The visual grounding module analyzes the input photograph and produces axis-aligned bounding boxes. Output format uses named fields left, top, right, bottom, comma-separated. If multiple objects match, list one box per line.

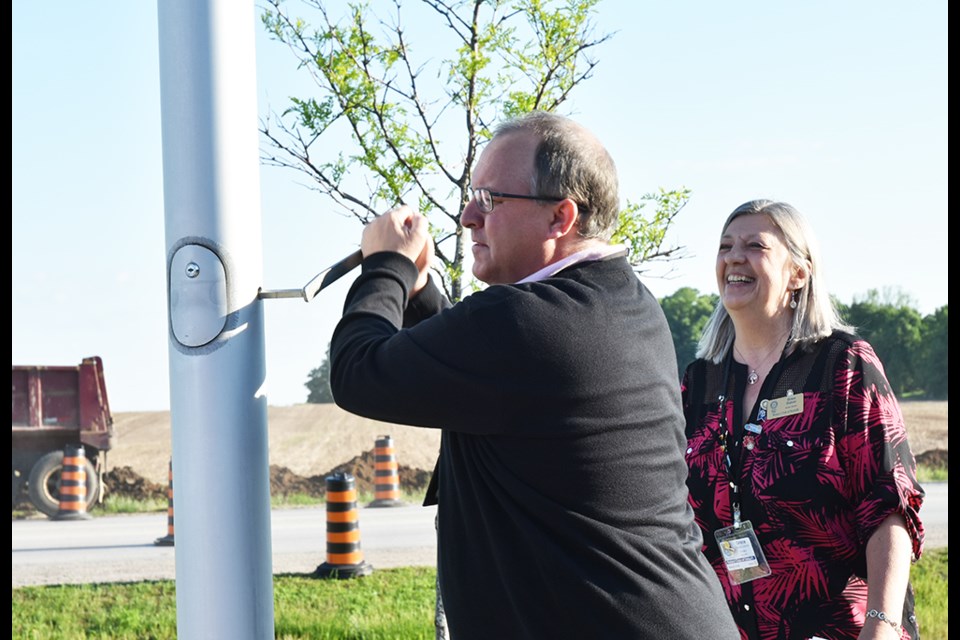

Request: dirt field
left=892, top=400, right=949, bottom=455
left=110, top=404, right=440, bottom=483
left=95, top=403, right=443, bottom=502
left=13, top=399, right=942, bottom=510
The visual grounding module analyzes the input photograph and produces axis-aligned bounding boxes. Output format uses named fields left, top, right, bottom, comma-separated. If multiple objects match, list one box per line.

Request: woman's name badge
left=766, top=393, right=804, bottom=419
left=714, top=520, right=772, bottom=585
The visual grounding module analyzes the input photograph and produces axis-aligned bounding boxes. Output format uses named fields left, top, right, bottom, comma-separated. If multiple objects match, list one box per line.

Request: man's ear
left=548, top=198, right=579, bottom=238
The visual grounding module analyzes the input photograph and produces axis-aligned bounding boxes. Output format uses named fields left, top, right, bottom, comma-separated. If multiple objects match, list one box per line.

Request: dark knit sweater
left=331, top=251, right=738, bottom=639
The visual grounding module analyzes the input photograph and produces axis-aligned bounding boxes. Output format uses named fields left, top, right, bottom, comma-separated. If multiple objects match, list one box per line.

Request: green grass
left=269, top=489, right=428, bottom=510
left=12, top=490, right=429, bottom=520
left=12, top=567, right=437, bottom=640
left=912, top=547, right=949, bottom=639
left=917, top=465, right=948, bottom=483
left=95, top=495, right=168, bottom=515
left=12, top=550, right=948, bottom=639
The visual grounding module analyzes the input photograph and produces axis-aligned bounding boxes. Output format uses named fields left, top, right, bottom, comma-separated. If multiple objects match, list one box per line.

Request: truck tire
left=27, top=450, right=100, bottom=518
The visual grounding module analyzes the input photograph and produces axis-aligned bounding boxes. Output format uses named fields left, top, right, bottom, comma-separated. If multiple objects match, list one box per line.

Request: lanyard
left=716, top=336, right=791, bottom=526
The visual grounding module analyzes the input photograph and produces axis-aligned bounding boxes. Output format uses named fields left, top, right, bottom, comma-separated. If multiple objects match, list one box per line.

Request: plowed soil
left=99, top=403, right=441, bottom=504
left=13, top=400, right=947, bottom=510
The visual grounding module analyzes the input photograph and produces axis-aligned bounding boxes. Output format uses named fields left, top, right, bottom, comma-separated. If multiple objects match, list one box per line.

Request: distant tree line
left=306, top=288, right=947, bottom=403
left=304, top=343, right=334, bottom=404
left=661, top=287, right=948, bottom=400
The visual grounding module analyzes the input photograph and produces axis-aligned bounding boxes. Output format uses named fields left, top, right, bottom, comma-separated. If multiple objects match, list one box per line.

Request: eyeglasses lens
left=476, top=189, right=492, bottom=212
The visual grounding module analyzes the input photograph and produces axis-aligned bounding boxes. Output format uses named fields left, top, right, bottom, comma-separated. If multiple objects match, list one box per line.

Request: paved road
left=13, top=503, right=438, bottom=588
left=12, top=482, right=947, bottom=588
left=918, top=481, right=948, bottom=549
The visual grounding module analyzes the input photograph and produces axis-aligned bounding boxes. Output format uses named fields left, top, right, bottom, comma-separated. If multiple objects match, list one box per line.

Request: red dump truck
left=11, top=356, right=115, bottom=516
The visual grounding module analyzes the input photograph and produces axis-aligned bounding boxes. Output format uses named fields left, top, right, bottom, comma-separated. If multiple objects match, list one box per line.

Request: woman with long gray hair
left=681, top=199, right=925, bottom=639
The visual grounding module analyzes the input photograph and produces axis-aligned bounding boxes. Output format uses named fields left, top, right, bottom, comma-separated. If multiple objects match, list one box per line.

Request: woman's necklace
left=734, top=336, right=788, bottom=386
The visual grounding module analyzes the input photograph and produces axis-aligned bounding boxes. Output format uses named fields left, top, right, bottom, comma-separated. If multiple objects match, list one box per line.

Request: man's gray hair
left=493, top=111, right=620, bottom=240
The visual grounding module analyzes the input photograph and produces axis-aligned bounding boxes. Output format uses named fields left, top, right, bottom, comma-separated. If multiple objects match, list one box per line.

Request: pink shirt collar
left=515, top=244, right=628, bottom=284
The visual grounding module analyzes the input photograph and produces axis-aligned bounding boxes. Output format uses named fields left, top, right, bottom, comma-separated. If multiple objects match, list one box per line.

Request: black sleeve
left=403, top=273, right=451, bottom=328
left=330, top=251, right=477, bottom=429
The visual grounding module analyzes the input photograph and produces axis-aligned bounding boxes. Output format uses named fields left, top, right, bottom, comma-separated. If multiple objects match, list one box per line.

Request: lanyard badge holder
left=714, top=413, right=772, bottom=585
left=712, top=347, right=785, bottom=586
left=716, top=396, right=772, bottom=585
left=715, top=518, right=771, bottom=585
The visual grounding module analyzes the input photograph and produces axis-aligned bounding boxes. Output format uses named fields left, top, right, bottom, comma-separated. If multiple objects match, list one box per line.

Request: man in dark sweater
left=330, top=111, right=738, bottom=639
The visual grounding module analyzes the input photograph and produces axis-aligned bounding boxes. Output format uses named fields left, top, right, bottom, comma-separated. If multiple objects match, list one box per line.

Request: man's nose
left=461, top=198, right=482, bottom=229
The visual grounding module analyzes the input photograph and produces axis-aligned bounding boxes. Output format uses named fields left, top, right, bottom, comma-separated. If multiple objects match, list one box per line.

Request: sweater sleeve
left=329, top=251, right=502, bottom=431
left=329, top=251, right=446, bottom=427
left=403, top=273, right=451, bottom=328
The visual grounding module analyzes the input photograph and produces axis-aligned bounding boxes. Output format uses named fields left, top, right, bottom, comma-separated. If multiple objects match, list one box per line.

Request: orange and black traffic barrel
left=154, top=458, right=175, bottom=546
left=314, top=472, right=373, bottom=579
left=367, top=435, right=405, bottom=507
left=53, top=444, right=92, bottom=521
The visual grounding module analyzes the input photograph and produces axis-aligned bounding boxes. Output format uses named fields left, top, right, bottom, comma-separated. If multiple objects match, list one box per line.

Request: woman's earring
left=790, top=290, right=799, bottom=310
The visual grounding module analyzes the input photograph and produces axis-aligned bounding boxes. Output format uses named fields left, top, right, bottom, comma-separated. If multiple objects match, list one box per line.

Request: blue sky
left=12, top=1, right=947, bottom=412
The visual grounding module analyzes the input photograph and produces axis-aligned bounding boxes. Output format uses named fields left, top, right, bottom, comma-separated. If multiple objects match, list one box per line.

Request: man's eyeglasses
left=471, top=188, right=564, bottom=213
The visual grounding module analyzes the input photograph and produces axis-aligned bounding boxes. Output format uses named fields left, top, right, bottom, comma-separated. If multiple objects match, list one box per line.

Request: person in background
left=329, top=111, right=738, bottom=639
left=681, top=199, right=925, bottom=640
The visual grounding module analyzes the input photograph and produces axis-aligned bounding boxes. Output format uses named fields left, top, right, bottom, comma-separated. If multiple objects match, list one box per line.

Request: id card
left=714, top=520, right=772, bottom=585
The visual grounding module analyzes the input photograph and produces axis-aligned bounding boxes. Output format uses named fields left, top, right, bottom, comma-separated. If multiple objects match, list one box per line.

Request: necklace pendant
left=747, top=370, right=759, bottom=385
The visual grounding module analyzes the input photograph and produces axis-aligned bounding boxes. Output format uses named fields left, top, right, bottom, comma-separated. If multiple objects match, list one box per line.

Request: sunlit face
left=716, top=213, right=801, bottom=319
left=460, top=132, right=556, bottom=285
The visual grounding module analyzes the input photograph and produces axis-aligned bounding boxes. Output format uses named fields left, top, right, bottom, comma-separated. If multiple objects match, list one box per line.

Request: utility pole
left=157, top=2, right=274, bottom=637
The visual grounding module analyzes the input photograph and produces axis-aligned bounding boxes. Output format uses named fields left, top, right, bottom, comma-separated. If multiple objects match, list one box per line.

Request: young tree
left=260, top=0, right=690, bottom=301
